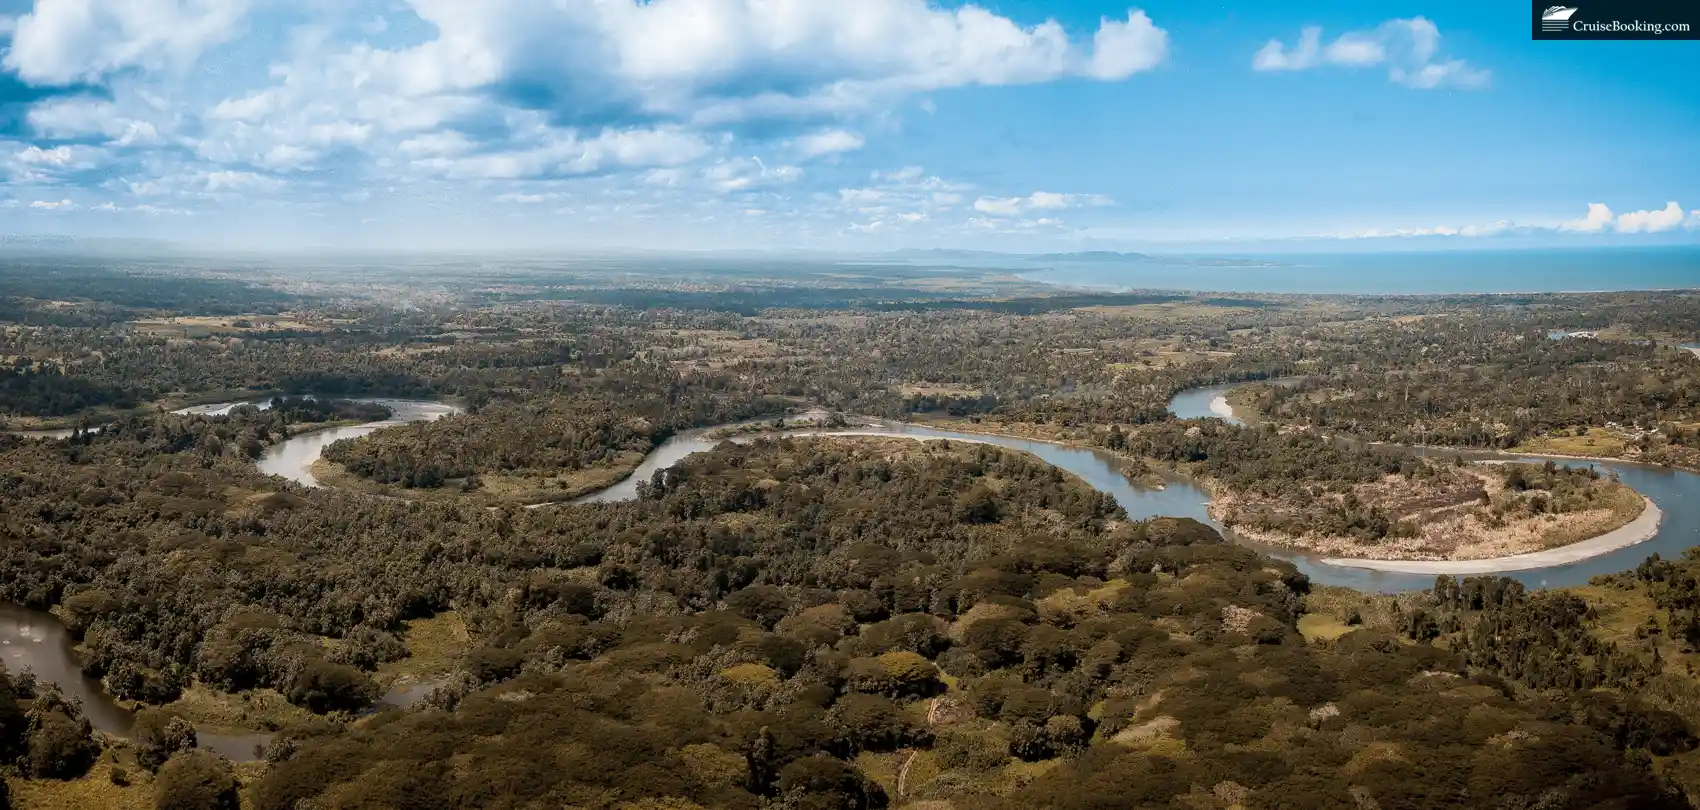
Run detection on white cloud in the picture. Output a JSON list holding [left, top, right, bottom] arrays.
[[1253, 17, 1487, 89], [1335, 201, 1696, 239], [1083, 11, 1169, 80], [973, 191, 1111, 216], [1560, 202, 1618, 233], [410, 125, 713, 180], [4, 0, 254, 84], [2, 142, 106, 182], [29, 199, 75, 210], [322, 1, 1168, 133], [26, 98, 168, 146], [203, 170, 282, 193], [836, 165, 974, 231], [791, 130, 866, 159], [703, 157, 802, 192], [1391, 59, 1490, 91], [1615, 201, 1686, 233]]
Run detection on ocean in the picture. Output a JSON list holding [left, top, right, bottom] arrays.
[[1003, 247, 1700, 295]]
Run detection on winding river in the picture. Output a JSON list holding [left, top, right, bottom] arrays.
[[6, 386, 1700, 760]]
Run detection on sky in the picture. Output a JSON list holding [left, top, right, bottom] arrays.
[[0, 0, 1697, 252]]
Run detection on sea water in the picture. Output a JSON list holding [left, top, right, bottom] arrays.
[[1008, 247, 1700, 295]]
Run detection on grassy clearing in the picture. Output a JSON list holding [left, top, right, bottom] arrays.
[[899, 383, 984, 398], [10, 753, 153, 810], [1222, 387, 1263, 422], [161, 684, 311, 733], [1296, 614, 1356, 642], [375, 611, 471, 689], [1512, 427, 1630, 458], [131, 315, 330, 337], [1303, 585, 1403, 634], [309, 455, 643, 506]]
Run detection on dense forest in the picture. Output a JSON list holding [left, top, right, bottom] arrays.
[[0, 419, 1691, 807], [1228, 318, 1700, 465], [319, 374, 792, 495]]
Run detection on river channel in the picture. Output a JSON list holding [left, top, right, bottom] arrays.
[[5, 386, 1700, 760]]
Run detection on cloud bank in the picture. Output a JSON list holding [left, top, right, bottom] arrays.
[[1253, 17, 1488, 89], [0, 0, 1171, 246]]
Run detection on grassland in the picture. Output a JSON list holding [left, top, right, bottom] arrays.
[[1512, 427, 1632, 458], [374, 611, 472, 692], [309, 454, 644, 507], [130, 314, 335, 337]]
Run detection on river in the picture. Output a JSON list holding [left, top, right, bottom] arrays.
[[255, 399, 463, 486], [6, 386, 1700, 760], [252, 392, 1700, 591], [0, 398, 461, 761]]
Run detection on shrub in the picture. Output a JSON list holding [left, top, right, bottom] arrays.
[[25, 708, 98, 780], [287, 659, 378, 713], [134, 708, 199, 772], [155, 750, 240, 810]]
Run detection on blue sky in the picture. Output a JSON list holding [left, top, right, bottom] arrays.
[[0, 0, 1696, 252]]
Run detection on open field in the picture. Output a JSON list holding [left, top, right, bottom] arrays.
[[310, 454, 645, 507]]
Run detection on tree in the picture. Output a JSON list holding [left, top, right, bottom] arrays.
[[954, 484, 1000, 524], [776, 755, 888, 810], [24, 688, 98, 780], [134, 709, 199, 772], [155, 750, 240, 810], [287, 659, 377, 713]]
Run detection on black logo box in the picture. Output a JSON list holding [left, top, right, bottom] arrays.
[[1533, 0, 1700, 39]]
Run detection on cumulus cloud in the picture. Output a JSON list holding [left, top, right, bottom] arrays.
[[29, 198, 74, 209], [4, 0, 254, 84], [973, 191, 1112, 216], [1559, 202, 1615, 233], [835, 165, 972, 231], [27, 97, 167, 146], [1335, 201, 1697, 240], [1253, 17, 1488, 89], [1084, 11, 1169, 80], [0, 0, 1170, 240], [328, 1, 1167, 128], [1614, 201, 1687, 233], [409, 124, 714, 180], [1553, 201, 1694, 235], [791, 130, 866, 159]]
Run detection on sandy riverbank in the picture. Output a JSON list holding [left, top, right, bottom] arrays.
[[1321, 496, 1662, 574], [1209, 395, 1236, 420]]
